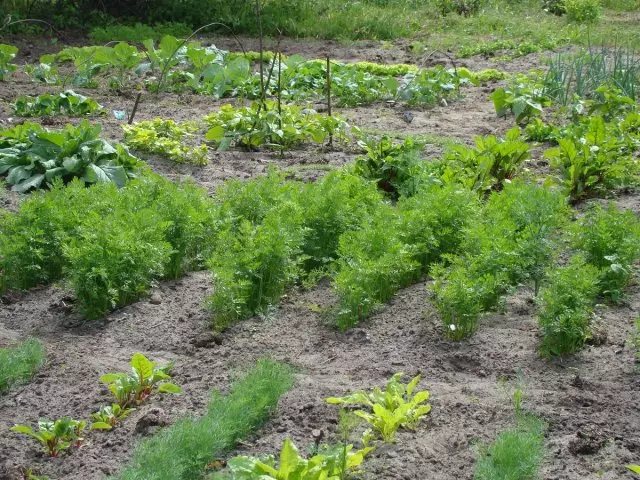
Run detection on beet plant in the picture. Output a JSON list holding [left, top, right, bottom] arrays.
[[211, 437, 373, 480], [90, 404, 134, 431], [327, 373, 431, 443], [11, 418, 86, 457], [100, 353, 181, 409]]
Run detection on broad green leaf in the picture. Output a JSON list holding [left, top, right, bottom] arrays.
[[131, 353, 155, 382], [14, 173, 46, 193], [157, 383, 182, 394], [90, 422, 113, 430]]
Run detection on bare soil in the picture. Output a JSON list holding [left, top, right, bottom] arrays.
[[1, 35, 639, 480]]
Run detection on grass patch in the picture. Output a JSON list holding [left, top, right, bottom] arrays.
[[474, 413, 546, 480], [0, 338, 46, 395], [88, 22, 192, 43], [115, 358, 294, 480]]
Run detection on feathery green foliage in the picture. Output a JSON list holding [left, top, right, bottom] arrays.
[[0, 339, 45, 395], [116, 359, 294, 480]]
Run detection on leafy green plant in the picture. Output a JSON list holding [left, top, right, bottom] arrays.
[[0, 44, 19, 80], [57, 45, 113, 88], [63, 206, 172, 319], [211, 437, 373, 480], [88, 22, 191, 43], [117, 359, 294, 480], [24, 54, 60, 85], [442, 127, 531, 192], [327, 373, 431, 443], [333, 205, 419, 330], [565, 0, 602, 23], [13, 90, 105, 117], [205, 102, 353, 150], [544, 116, 639, 201], [207, 202, 306, 329], [629, 465, 640, 475], [11, 418, 86, 457], [572, 202, 640, 303], [100, 353, 181, 409], [490, 76, 550, 125], [90, 404, 135, 431], [123, 119, 208, 165], [353, 136, 425, 199], [0, 338, 45, 395], [474, 413, 546, 480], [396, 66, 476, 106], [537, 255, 600, 356], [0, 121, 139, 193]]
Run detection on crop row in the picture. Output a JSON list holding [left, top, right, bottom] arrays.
[[0, 39, 501, 107]]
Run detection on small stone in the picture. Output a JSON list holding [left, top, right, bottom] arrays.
[[149, 293, 162, 305]]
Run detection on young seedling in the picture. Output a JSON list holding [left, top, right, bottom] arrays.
[[11, 418, 86, 457], [100, 353, 181, 409], [90, 404, 134, 430], [326, 373, 431, 443]]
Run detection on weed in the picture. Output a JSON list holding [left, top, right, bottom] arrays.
[[116, 359, 294, 480], [0, 338, 45, 395], [566, 0, 602, 23]]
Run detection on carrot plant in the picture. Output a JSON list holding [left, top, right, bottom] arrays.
[[432, 181, 567, 339], [63, 207, 172, 320], [333, 205, 420, 330], [207, 202, 306, 329], [572, 202, 640, 303], [537, 256, 600, 356]]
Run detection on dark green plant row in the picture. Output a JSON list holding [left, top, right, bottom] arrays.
[[0, 39, 499, 107]]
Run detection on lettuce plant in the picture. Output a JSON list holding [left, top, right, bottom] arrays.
[[327, 373, 431, 443], [11, 418, 86, 457], [123, 119, 208, 165], [100, 353, 181, 409]]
